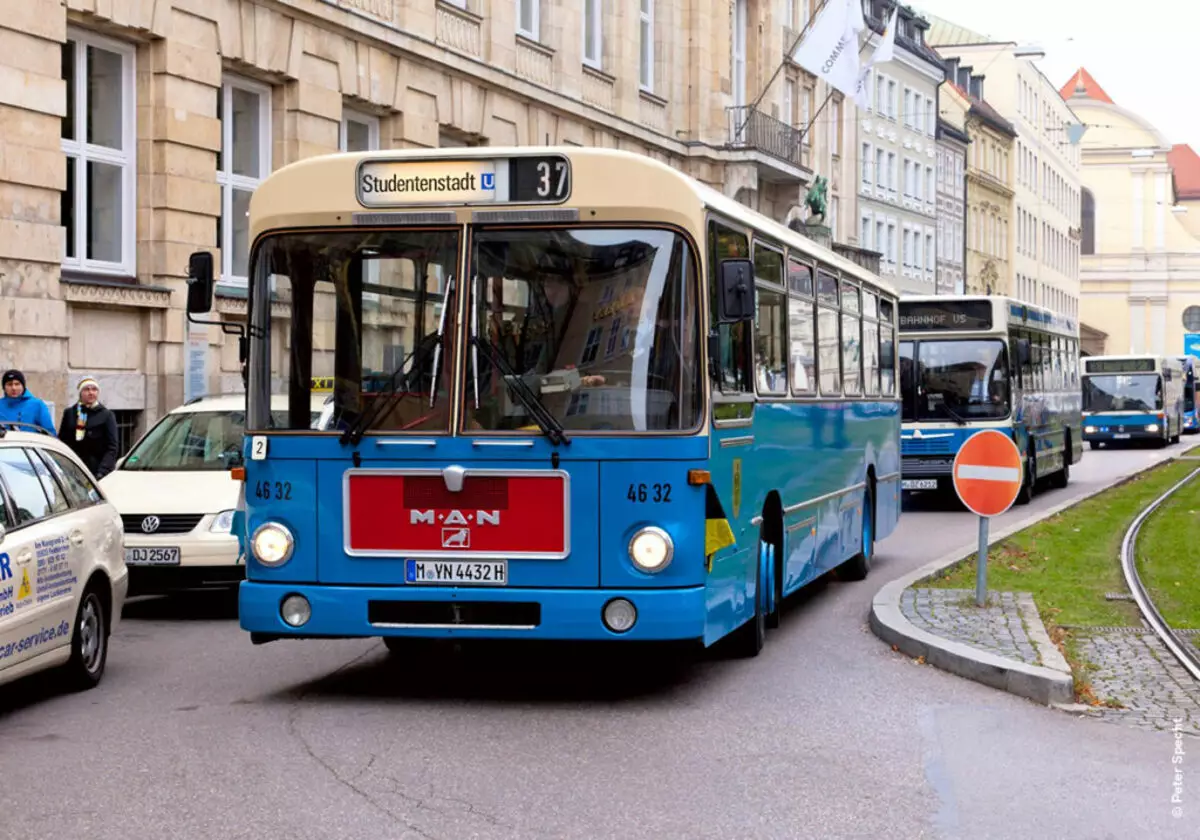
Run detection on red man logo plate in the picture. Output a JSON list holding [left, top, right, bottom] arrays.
[[952, 429, 1024, 518]]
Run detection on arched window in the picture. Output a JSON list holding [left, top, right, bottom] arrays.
[[1081, 187, 1095, 255]]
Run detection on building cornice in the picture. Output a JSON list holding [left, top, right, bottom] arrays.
[[966, 170, 1015, 198], [61, 276, 172, 310]]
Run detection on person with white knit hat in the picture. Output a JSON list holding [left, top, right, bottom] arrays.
[[57, 375, 119, 479]]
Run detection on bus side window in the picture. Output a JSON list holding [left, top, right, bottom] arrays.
[[841, 282, 862, 396], [787, 258, 816, 395], [879, 298, 896, 396], [1009, 336, 1023, 390], [816, 270, 842, 397], [708, 221, 752, 393], [752, 242, 787, 395]]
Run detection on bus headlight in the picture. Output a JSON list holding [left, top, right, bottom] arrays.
[[1147, 423, 1160, 433], [209, 509, 235, 533], [252, 522, 294, 567], [1084, 425, 1097, 433], [628, 526, 674, 573]]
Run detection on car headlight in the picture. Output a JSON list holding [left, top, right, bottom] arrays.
[[628, 526, 674, 573], [251, 522, 294, 567], [210, 509, 235, 533]]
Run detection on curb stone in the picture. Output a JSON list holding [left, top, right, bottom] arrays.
[[870, 456, 1175, 706]]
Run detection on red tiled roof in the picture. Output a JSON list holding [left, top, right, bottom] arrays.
[[1169, 144, 1200, 200], [1059, 68, 1113, 104]]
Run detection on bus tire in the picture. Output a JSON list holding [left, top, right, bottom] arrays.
[[732, 558, 766, 657], [1015, 446, 1036, 505], [762, 532, 783, 630], [1089, 441, 1100, 450], [835, 485, 874, 582], [1050, 435, 1071, 489]]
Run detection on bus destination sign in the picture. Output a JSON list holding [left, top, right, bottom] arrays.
[[357, 155, 572, 208], [1084, 358, 1157, 374], [898, 300, 993, 332]]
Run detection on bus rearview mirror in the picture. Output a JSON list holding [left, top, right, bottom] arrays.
[[187, 251, 215, 315], [717, 259, 755, 323]]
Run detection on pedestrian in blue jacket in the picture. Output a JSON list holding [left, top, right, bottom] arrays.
[[0, 370, 56, 434]]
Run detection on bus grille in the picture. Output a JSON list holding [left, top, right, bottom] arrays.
[[368, 600, 540, 628], [402, 476, 510, 510], [902, 438, 955, 454]]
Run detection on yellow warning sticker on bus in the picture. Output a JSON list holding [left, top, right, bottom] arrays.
[[311, 376, 334, 393]]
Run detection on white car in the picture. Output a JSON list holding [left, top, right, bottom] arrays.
[[99, 394, 325, 594], [0, 426, 127, 691]]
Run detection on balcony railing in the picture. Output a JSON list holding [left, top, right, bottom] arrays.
[[727, 106, 808, 170]]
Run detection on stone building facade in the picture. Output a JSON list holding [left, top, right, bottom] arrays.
[[934, 112, 967, 295], [2, 0, 853, 447]]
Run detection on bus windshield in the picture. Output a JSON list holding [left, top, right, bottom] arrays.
[[1083, 374, 1162, 412], [1185, 370, 1196, 412], [462, 227, 702, 433], [900, 338, 1010, 422], [250, 228, 460, 432]]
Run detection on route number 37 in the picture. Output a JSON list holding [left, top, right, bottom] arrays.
[[627, 483, 672, 503]]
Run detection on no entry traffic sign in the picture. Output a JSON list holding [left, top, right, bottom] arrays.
[[952, 429, 1024, 518]]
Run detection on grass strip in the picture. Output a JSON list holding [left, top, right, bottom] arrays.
[[1136, 467, 1200, 629], [922, 460, 1197, 629]]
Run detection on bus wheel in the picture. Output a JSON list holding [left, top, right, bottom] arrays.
[[1089, 441, 1100, 450], [836, 485, 874, 582], [1015, 448, 1036, 505], [1050, 436, 1071, 489], [732, 555, 766, 657]]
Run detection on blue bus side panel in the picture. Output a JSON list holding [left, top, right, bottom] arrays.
[[705, 399, 900, 644]]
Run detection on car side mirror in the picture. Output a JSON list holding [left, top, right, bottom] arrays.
[[716, 259, 756, 324], [186, 251, 215, 315]]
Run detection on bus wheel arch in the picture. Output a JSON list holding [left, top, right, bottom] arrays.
[[835, 470, 875, 582]]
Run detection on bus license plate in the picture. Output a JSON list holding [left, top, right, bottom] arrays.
[[125, 547, 181, 566], [902, 479, 938, 490], [1113, 433, 1131, 439], [405, 560, 507, 586]]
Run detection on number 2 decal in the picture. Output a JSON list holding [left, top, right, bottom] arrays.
[[626, 483, 672, 503], [250, 436, 268, 460]]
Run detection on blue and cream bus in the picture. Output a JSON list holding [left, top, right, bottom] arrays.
[[182, 146, 901, 658], [1082, 355, 1184, 447], [1175, 355, 1199, 434], [898, 296, 1083, 504]]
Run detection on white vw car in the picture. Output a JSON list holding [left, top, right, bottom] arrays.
[[0, 426, 127, 692]]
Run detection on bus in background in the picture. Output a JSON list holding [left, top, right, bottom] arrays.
[[898, 296, 1082, 505], [1081, 355, 1184, 448], [184, 146, 902, 658], [1175, 355, 1199, 434]]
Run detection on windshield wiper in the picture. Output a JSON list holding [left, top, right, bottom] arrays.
[[469, 334, 570, 447], [937, 400, 968, 426], [340, 278, 454, 447]]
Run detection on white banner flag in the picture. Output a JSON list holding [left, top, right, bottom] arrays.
[[853, 8, 898, 110], [792, 0, 867, 99]]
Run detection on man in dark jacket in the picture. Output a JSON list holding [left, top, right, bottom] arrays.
[[58, 376, 119, 479]]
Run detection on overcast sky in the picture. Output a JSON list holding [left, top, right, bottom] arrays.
[[912, 0, 1197, 149]]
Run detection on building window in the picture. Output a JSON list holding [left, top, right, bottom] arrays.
[[583, 0, 602, 68], [217, 76, 272, 286], [875, 148, 885, 188], [340, 110, 379, 153], [861, 142, 871, 188], [830, 97, 842, 156], [1081, 187, 1095, 255], [784, 79, 795, 126], [639, 0, 655, 91], [829, 195, 839, 235], [61, 29, 136, 277], [517, 0, 539, 40], [861, 213, 872, 248], [113, 409, 142, 457], [731, 0, 747, 107]]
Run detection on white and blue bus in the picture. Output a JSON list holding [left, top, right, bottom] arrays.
[[898, 296, 1083, 504], [1081, 355, 1184, 447], [1176, 355, 1199, 434]]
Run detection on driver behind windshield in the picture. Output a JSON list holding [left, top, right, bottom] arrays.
[[967, 346, 1001, 406]]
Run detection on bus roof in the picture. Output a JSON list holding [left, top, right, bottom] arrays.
[[247, 146, 896, 297]]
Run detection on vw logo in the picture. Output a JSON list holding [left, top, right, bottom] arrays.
[[140, 516, 161, 534]]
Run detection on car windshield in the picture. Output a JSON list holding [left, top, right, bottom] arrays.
[[900, 338, 1010, 422], [462, 227, 702, 433], [1083, 374, 1162, 412], [122, 410, 315, 470], [247, 229, 460, 433]]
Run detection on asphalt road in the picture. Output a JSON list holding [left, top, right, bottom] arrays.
[[1, 443, 1196, 840]]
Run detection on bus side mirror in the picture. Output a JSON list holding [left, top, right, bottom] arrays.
[[186, 251, 215, 315], [1016, 339, 1032, 367], [717, 259, 756, 323]]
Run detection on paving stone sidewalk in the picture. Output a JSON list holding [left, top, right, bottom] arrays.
[[1068, 628, 1200, 735], [900, 588, 1042, 666]]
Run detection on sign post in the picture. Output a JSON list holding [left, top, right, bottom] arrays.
[[951, 430, 1024, 606]]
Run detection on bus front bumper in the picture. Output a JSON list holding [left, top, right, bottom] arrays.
[[239, 581, 708, 643], [899, 455, 956, 489], [1082, 421, 1165, 442]]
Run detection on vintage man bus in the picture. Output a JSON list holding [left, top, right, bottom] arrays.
[[898, 296, 1083, 504], [1081, 355, 1184, 448], [184, 147, 901, 657]]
